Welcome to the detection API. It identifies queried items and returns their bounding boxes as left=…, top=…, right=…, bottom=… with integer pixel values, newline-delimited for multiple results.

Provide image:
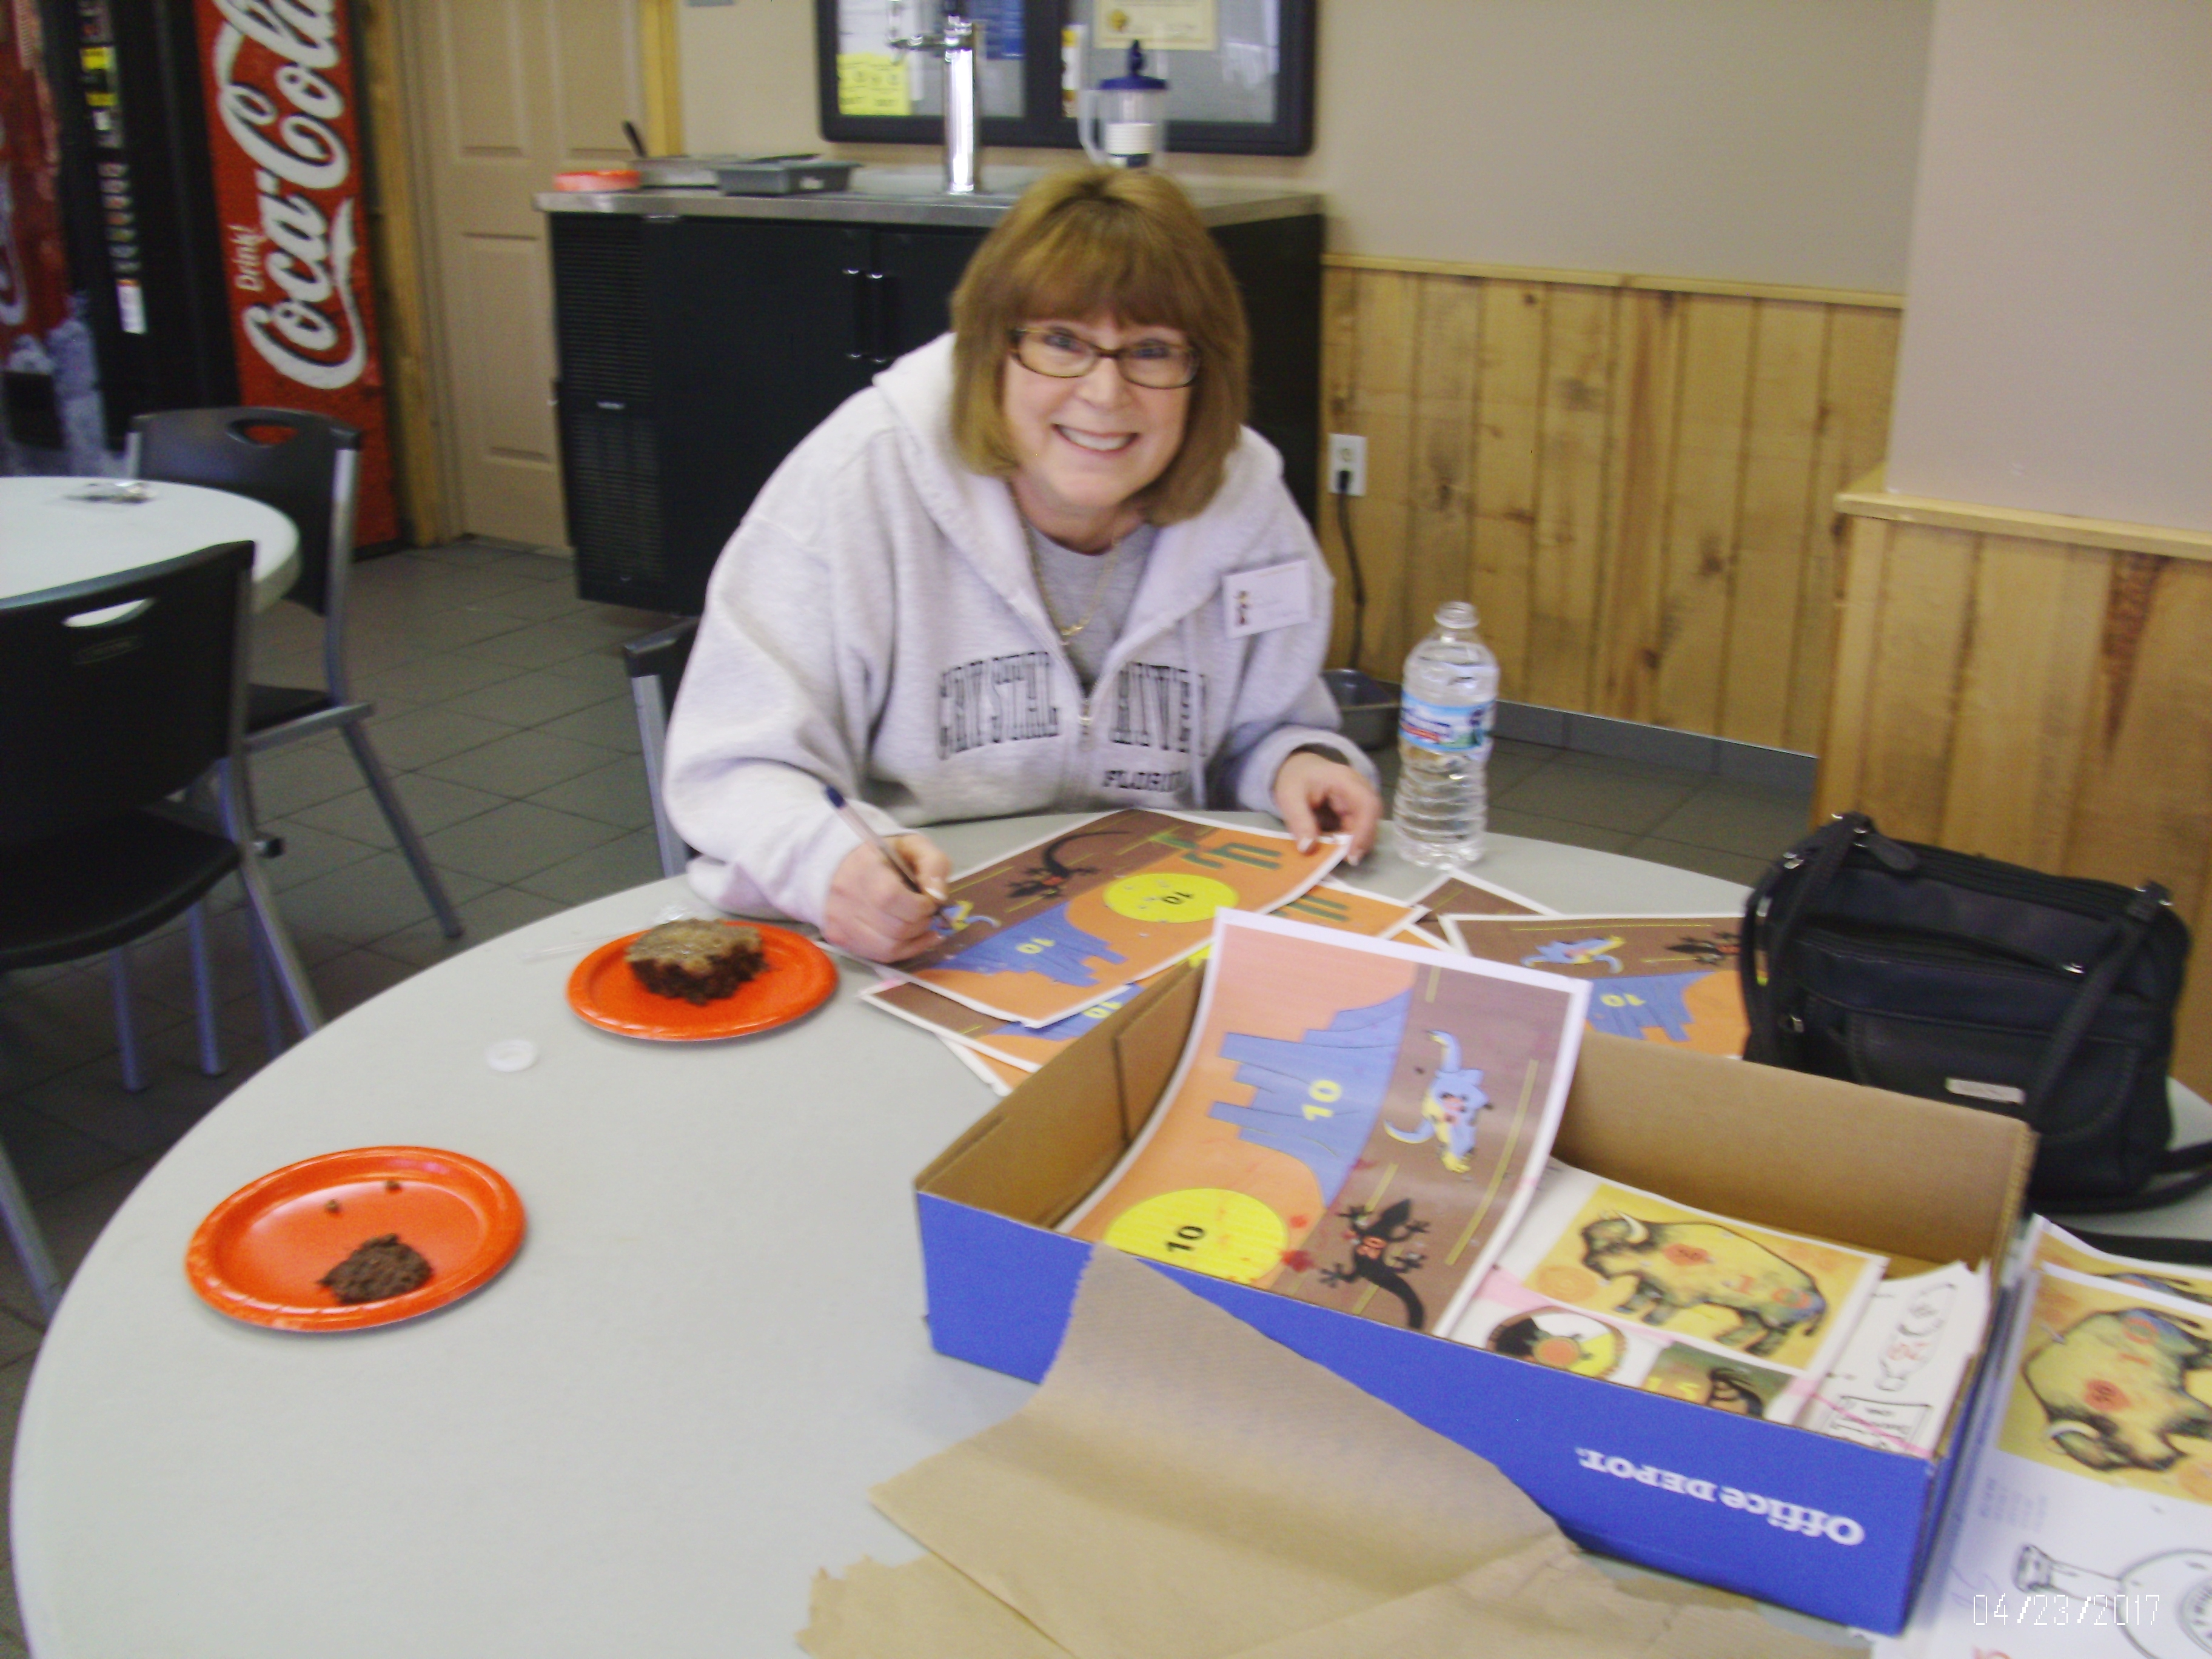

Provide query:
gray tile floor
left=0, top=542, right=1812, bottom=1650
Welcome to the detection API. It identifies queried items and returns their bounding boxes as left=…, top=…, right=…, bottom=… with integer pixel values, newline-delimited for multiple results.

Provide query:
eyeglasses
left=1009, top=327, right=1200, bottom=390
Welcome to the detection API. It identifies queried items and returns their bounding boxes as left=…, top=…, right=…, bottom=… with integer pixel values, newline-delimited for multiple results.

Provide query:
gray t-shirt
left=1024, top=520, right=1157, bottom=689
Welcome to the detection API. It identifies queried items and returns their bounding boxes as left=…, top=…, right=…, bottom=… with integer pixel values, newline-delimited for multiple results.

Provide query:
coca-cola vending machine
left=5, top=0, right=398, bottom=545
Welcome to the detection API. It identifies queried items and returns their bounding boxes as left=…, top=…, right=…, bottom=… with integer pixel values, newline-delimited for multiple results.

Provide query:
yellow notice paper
left=804, top=1248, right=1856, bottom=1659
left=837, top=52, right=910, bottom=115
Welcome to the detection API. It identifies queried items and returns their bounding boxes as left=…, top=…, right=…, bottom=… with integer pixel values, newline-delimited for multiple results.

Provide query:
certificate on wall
left=1094, top=1, right=1217, bottom=52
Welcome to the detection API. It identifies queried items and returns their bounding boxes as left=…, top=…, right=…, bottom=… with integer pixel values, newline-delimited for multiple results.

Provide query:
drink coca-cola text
left=210, top=0, right=365, bottom=389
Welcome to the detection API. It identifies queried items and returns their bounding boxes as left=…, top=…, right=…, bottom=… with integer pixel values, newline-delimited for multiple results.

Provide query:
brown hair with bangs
left=949, top=167, right=1250, bottom=524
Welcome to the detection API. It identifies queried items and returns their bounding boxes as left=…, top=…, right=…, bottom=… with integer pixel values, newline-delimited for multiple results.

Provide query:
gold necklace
left=1035, top=528, right=1125, bottom=643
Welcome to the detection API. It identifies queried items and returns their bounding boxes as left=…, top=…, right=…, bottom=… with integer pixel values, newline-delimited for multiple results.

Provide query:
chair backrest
left=0, top=541, right=253, bottom=851
left=623, top=617, right=699, bottom=879
left=129, top=407, right=361, bottom=617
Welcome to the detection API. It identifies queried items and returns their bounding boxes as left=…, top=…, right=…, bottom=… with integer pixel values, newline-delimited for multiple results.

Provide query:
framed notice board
left=817, top=1, right=1316, bottom=156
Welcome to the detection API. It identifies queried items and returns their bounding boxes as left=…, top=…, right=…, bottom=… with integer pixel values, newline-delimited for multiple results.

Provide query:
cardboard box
left=914, top=965, right=2034, bottom=1634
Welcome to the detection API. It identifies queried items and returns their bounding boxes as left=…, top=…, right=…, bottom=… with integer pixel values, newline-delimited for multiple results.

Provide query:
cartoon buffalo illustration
left=2022, top=1307, right=2212, bottom=1473
left=1580, top=1214, right=1827, bottom=1357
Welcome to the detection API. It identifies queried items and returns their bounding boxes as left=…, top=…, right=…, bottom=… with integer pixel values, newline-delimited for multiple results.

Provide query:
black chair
left=128, top=409, right=461, bottom=938
left=0, top=541, right=324, bottom=1315
left=623, top=617, right=699, bottom=878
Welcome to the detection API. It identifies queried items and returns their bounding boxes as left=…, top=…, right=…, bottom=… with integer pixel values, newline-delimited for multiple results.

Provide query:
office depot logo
left=1574, top=1446, right=1866, bottom=1546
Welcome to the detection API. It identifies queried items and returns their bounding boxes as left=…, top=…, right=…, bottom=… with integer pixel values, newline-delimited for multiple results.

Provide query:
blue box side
left=917, top=1191, right=1940, bottom=1634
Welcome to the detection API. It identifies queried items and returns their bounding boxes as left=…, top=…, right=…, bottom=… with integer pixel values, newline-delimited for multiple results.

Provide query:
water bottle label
left=1400, top=695, right=1495, bottom=756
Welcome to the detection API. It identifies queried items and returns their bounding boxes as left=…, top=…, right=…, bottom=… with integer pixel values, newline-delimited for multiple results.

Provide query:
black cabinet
left=549, top=205, right=1319, bottom=616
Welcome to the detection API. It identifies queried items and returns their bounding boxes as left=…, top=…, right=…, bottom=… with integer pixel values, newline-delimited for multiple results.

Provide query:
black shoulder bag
left=1740, top=813, right=2210, bottom=1216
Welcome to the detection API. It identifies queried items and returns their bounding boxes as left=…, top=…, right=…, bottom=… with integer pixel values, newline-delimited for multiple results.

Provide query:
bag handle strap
left=1742, top=813, right=1880, bottom=1065
left=2025, top=882, right=2166, bottom=1114
left=2063, top=1225, right=2212, bottom=1266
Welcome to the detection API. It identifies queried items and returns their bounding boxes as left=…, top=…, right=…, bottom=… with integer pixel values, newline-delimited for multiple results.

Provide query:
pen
left=823, top=784, right=951, bottom=909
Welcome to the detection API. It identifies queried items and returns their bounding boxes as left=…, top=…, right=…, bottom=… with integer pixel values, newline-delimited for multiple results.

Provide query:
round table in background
left=0, top=477, right=300, bottom=611
left=12, top=817, right=2205, bottom=1656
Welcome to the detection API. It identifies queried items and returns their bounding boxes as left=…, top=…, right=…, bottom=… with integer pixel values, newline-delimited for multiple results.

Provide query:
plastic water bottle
left=1392, top=601, right=1498, bottom=868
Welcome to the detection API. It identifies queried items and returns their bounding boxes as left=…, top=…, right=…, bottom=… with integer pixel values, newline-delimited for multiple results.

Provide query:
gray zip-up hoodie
left=663, top=335, right=1372, bottom=923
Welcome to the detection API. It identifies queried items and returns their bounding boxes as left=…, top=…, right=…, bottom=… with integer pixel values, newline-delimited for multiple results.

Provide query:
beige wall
left=677, top=0, right=1932, bottom=292
left=1883, top=0, right=2212, bottom=531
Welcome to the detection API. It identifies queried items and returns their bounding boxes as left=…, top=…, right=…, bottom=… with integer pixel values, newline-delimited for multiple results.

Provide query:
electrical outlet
left=1327, top=434, right=1367, bottom=496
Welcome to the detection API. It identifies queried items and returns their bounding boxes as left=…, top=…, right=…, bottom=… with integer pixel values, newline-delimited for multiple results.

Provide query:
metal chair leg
left=109, top=947, right=147, bottom=1093
left=246, top=917, right=289, bottom=1059
left=236, top=856, right=324, bottom=1035
left=186, top=902, right=226, bottom=1076
left=0, top=1141, right=62, bottom=1320
left=340, top=722, right=463, bottom=939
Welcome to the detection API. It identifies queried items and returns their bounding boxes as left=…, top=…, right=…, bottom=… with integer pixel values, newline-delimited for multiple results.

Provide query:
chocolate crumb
left=385, top=1180, right=403, bottom=1192
left=318, top=1235, right=432, bottom=1304
left=324, top=1199, right=342, bottom=1215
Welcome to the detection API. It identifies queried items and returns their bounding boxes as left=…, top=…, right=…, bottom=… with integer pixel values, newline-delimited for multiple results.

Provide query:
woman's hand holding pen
left=823, top=835, right=953, bottom=961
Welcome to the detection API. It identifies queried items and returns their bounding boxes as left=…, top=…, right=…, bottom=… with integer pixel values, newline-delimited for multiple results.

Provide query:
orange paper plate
left=187, top=1147, right=525, bottom=1332
left=566, top=922, right=836, bottom=1040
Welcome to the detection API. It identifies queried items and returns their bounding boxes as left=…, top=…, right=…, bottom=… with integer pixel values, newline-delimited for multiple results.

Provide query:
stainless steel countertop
left=535, top=167, right=1321, bottom=230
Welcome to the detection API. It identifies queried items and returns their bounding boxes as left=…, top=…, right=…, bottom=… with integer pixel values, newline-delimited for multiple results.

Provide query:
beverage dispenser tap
left=891, top=6, right=987, bottom=195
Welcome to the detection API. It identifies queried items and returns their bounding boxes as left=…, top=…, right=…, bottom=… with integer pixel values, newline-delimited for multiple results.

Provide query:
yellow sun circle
left=1103, top=1188, right=1287, bottom=1283
left=1104, top=872, right=1239, bottom=923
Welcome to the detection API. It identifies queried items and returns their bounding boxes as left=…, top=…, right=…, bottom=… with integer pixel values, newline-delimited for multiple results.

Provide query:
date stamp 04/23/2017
left=1972, top=1590, right=2160, bottom=1629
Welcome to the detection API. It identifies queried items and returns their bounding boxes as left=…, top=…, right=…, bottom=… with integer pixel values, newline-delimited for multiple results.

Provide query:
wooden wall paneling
left=1469, top=282, right=1548, bottom=688
left=1401, top=276, right=1484, bottom=668
left=1935, top=536, right=2109, bottom=867
left=1322, top=269, right=1421, bottom=676
left=357, top=0, right=447, bottom=546
left=1652, top=294, right=1756, bottom=736
left=1851, top=522, right=1978, bottom=842
left=1596, top=289, right=1686, bottom=723
left=2183, top=843, right=2212, bottom=1096
left=1789, top=307, right=1902, bottom=752
left=1813, top=515, right=1890, bottom=815
left=2064, top=555, right=2212, bottom=918
left=1317, top=266, right=1362, bottom=668
left=1717, top=301, right=1828, bottom=747
left=1525, top=285, right=1617, bottom=713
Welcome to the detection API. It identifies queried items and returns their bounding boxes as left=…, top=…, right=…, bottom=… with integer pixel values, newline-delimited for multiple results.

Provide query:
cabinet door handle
left=866, top=271, right=895, bottom=366
left=845, top=266, right=871, bottom=361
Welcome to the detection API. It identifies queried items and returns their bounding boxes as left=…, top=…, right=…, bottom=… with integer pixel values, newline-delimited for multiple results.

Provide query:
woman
left=663, top=167, right=1380, bottom=962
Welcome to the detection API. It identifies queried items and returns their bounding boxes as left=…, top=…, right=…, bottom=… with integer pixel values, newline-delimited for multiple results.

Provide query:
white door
left=403, top=0, right=643, bottom=546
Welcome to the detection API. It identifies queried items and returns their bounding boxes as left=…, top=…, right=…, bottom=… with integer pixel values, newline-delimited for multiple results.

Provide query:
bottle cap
left=1435, top=600, right=1478, bottom=629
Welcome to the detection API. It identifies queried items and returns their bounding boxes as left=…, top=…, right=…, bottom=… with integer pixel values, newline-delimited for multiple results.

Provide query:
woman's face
left=1002, top=314, right=1191, bottom=541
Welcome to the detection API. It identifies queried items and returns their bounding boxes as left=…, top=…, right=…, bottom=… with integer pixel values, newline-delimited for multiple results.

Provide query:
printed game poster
left=882, top=811, right=1343, bottom=1026
left=1447, top=1162, right=1888, bottom=1424
left=1876, top=1248, right=2212, bottom=1659
left=1409, top=873, right=1557, bottom=920
left=1061, top=910, right=1588, bottom=1336
left=1441, top=914, right=1747, bottom=1056
left=864, top=880, right=1418, bottom=1073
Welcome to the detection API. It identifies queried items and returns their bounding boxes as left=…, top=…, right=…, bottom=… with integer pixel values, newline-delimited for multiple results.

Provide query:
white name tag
left=1222, top=561, right=1312, bottom=637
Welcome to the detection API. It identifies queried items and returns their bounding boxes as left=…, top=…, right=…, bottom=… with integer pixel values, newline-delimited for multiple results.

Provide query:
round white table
left=0, top=477, right=300, bottom=612
left=11, top=820, right=2203, bottom=1656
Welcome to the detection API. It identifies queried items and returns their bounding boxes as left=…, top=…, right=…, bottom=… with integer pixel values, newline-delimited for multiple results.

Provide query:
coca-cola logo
left=209, top=0, right=364, bottom=389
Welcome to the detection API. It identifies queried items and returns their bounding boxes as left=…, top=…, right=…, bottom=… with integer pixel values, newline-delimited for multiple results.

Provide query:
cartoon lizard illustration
left=1386, top=1030, right=1487, bottom=1173
left=1522, top=935, right=1626, bottom=974
left=1318, top=1198, right=1429, bottom=1329
left=1006, top=829, right=1122, bottom=902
